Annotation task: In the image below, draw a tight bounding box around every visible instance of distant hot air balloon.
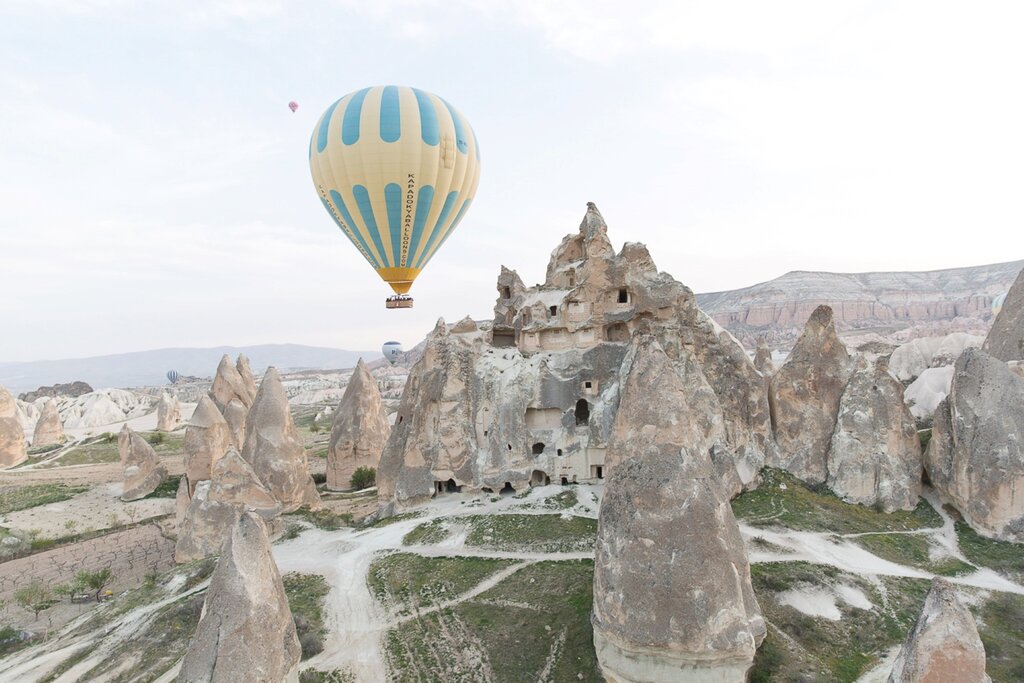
[382,341,403,365]
[309,86,481,308]
[289,101,299,113]
[166,370,179,384]
[993,292,1007,317]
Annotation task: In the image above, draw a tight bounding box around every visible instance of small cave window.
[481,486,494,494]
[501,286,511,299]
[397,415,403,424]
[584,381,592,390]
[532,442,545,455]
[575,398,590,426]
[592,465,604,479]
[500,482,516,496]
[560,477,569,486]
[483,430,488,437]
[618,288,629,304]
[549,305,558,317]
[556,448,563,456]
[435,479,461,494]
[507,443,512,451]
[530,470,550,487]
[568,272,575,287]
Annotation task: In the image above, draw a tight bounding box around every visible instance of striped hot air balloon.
[381,341,403,365]
[309,86,481,304]
[166,370,179,384]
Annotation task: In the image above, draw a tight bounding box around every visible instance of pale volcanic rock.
[175,447,281,563]
[177,512,301,683]
[210,354,255,448]
[753,336,775,376]
[241,367,320,512]
[379,204,773,506]
[451,316,479,334]
[222,399,247,451]
[156,391,181,432]
[235,353,259,399]
[183,396,234,494]
[890,333,984,382]
[888,578,990,683]
[769,305,853,484]
[31,399,64,447]
[607,334,738,496]
[593,334,765,683]
[904,367,954,421]
[118,424,168,501]
[983,267,1024,361]
[827,359,922,512]
[925,349,1024,541]
[61,389,153,429]
[327,359,390,490]
[0,385,27,469]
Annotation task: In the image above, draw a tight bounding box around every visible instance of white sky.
[2,1,1022,362]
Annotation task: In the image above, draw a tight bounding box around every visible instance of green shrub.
[350,467,376,490]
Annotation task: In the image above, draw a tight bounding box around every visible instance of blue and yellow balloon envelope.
[309,86,481,297]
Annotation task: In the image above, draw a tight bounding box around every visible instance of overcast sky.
[2,1,1022,362]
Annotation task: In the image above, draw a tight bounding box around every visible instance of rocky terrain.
[697,261,1022,351]
[0,205,1020,682]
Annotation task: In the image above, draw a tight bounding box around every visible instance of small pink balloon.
[288,101,298,113]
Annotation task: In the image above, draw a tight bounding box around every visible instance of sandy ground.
[1,482,174,537]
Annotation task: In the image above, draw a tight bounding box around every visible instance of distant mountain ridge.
[0,344,379,393]
[696,259,1024,348]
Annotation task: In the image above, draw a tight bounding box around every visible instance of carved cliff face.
[379,204,774,505]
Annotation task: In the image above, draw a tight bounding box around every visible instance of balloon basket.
[386,296,414,309]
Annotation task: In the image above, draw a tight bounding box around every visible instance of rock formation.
[60,389,153,429]
[18,381,93,402]
[210,354,256,449]
[183,396,234,494]
[31,399,64,447]
[241,367,320,512]
[379,204,773,505]
[0,385,27,469]
[827,359,922,511]
[904,366,954,421]
[175,447,281,563]
[697,260,1022,350]
[753,336,775,376]
[236,353,258,398]
[593,334,765,682]
[925,349,1024,540]
[769,305,853,484]
[327,359,390,490]
[156,391,181,432]
[118,425,168,501]
[177,512,301,682]
[982,267,1024,361]
[888,578,990,683]
[889,333,984,382]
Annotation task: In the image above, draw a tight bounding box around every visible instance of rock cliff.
[327,358,390,490]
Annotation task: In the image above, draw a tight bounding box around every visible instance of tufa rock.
[210,354,255,448]
[175,447,281,563]
[241,367,320,512]
[236,354,259,399]
[327,359,390,490]
[177,512,301,682]
[31,399,64,447]
[157,391,181,432]
[18,381,93,403]
[982,267,1024,361]
[379,204,773,506]
[0,385,27,469]
[827,359,922,511]
[753,336,775,376]
[118,425,168,501]
[593,335,765,682]
[183,396,234,494]
[769,305,853,484]
[888,578,990,683]
[925,349,1024,540]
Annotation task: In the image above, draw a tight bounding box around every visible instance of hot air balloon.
[166,370,179,384]
[309,86,481,308]
[289,101,299,113]
[993,292,1007,317]
[382,341,403,365]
